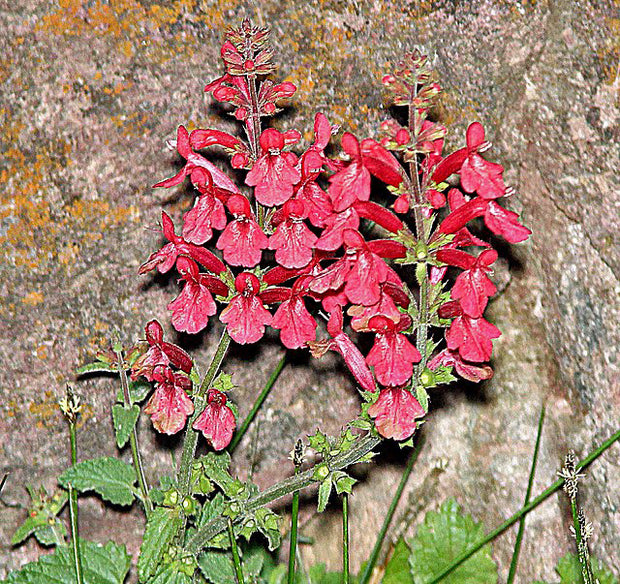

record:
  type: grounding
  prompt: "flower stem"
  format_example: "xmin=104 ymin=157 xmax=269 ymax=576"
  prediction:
xmin=187 ymin=433 xmax=381 ymax=554
xmin=117 ymin=350 xmax=153 ymax=518
xmin=358 ymin=435 xmax=424 ymax=584
xmin=287 ymin=468 xmax=300 ymax=584
xmin=342 ymin=493 xmax=350 ymax=584
xmin=68 ymin=418 xmax=83 ymax=584
xmin=506 ymin=405 xmax=545 ymax=584
xmin=230 ymin=352 xmax=287 ymax=453
xmin=228 ymin=517 xmax=245 ymax=584
xmin=178 ymin=329 xmax=231 ymax=496
xmin=426 ymin=425 xmax=620 ymax=584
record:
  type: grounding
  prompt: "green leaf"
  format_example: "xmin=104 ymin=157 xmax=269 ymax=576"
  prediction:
xmin=33 ymin=523 xmax=67 ymax=547
xmin=138 ymin=506 xmax=183 ymax=582
xmin=332 ymin=471 xmax=356 ymax=495
xmin=197 ymin=493 xmax=226 ymax=530
xmin=197 ymin=453 xmax=238 ymax=498
xmin=430 ymin=365 xmax=456 ymax=387
xmin=76 ymin=361 xmax=118 ymax=375
xmin=112 ymin=404 xmax=140 ymax=449
xmin=408 ymin=499 xmax=498 ymax=584
xmin=116 ymin=380 xmax=152 ymax=404
xmin=382 ymin=537 xmax=414 ymax=584
xmin=4 ymin=538 xmax=130 ymax=584
xmin=555 ymin=553 xmax=618 ymax=584
xmin=59 ymin=457 xmax=136 ymax=506
xmin=149 ymin=565 xmax=192 ymax=584
xmin=198 ymin=547 xmax=264 ymax=584
xmin=11 ymin=489 xmax=68 ymax=546
xmin=308 ymin=429 xmax=331 ymax=456
xmin=415 ymin=386 xmax=429 ymax=413
xmin=213 ymin=372 xmax=235 ymax=393
xmin=317 ymin=477 xmax=333 ymax=513
xmin=255 ymin=507 xmax=281 ymax=551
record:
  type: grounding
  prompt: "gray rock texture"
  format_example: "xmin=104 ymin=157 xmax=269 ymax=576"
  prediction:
xmin=1 ymin=1 xmax=618 ymax=582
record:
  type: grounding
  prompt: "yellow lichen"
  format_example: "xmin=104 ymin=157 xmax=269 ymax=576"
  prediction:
xmin=22 ymin=291 xmax=45 ymax=306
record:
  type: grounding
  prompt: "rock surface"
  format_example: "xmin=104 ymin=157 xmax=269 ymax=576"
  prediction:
xmin=1 ymin=1 xmax=618 ymax=582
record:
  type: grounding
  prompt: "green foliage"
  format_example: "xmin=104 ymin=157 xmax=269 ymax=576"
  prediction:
xmin=534 ymin=553 xmax=618 ymax=584
xmin=382 ymin=538 xmax=414 ymax=584
xmin=196 ymin=452 xmax=240 ymax=498
xmin=58 ymin=457 xmax=137 ymax=506
xmin=138 ymin=506 xmax=183 ymax=582
xmin=213 ymin=372 xmax=235 ymax=393
xmin=317 ymin=474 xmax=333 ymax=513
xmin=148 ymin=566 xmax=192 ymax=584
xmin=115 ymin=380 xmax=152 ymax=404
xmin=4 ymin=538 xmax=130 ymax=584
xmin=409 ymin=498 xmax=498 ymax=584
xmin=198 ymin=545 xmax=265 ymax=584
xmin=11 ymin=488 xmax=68 ymax=547
xmin=111 ymin=404 xmax=140 ymax=449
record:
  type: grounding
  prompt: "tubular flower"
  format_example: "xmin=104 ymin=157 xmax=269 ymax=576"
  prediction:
xmin=143 ymin=366 xmax=194 ymax=435
xmin=268 ymin=199 xmax=318 ymax=268
xmin=328 ymin=132 xmax=371 ymax=212
xmin=219 ymin=272 xmax=272 ymax=344
xmin=270 ymin=276 xmax=317 ymax=349
xmin=193 ymin=388 xmax=236 ymax=451
xmin=181 ymin=191 xmax=227 ymax=245
xmin=368 ymin=387 xmax=425 ymax=441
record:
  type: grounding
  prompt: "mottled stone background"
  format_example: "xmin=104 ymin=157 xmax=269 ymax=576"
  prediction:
xmin=0 ymin=0 xmax=618 ymax=582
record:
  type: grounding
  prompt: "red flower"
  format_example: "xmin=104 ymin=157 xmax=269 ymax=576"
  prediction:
xmin=348 ymin=281 xmax=409 ymax=332
xmin=307 ymin=306 xmax=376 ymax=393
xmin=245 ymin=128 xmax=301 ymax=206
xmin=441 ymin=301 xmax=501 ymax=362
xmin=314 ymin=207 xmax=360 ymax=251
xmin=328 ymin=133 xmax=371 ymax=212
xmin=436 ymin=248 xmax=498 ymax=318
xmin=192 ymin=388 xmax=236 ymax=451
xmin=139 ymin=211 xmax=226 ymax=275
xmin=182 ymin=192 xmax=227 ymax=245
xmin=366 ymin=315 xmax=420 ymax=386
xmin=216 ymin=194 xmax=269 ymax=267
xmin=270 ymin=277 xmax=317 ymax=349
xmin=294 ymin=150 xmax=332 ymax=228
xmin=219 ymin=273 xmax=272 ymax=344
xmin=268 ymin=200 xmax=318 ymax=268
xmin=131 ymin=320 xmax=193 ymax=381
xmin=368 ymin=387 xmax=425 ymax=441
xmin=143 ymin=366 xmax=194 ymax=435
xmin=153 ymin=125 xmax=239 ymax=193
xmin=168 ymin=257 xmax=228 ymax=334
xmin=428 ymin=348 xmax=493 ymax=383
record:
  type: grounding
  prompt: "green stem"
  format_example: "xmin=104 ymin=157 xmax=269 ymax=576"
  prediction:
xmin=358 ymin=436 xmax=424 ymax=584
xmin=507 ymin=405 xmax=545 ymax=584
xmin=228 ymin=517 xmax=245 ymax=584
xmin=230 ymin=352 xmax=287 ymax=453
xmin=117 ymin=355 xmax=153 ymax=518
xmin=187 ymin=434 xmax=381 ymax=554
xmin=68 ymin=423 xmax=83 ymax=584
xmin=342 ymin=493 xmax=350 ymax=584
xmin=178 ymin=329 xmax=231 ymax=496
xmin=426 ymin=425 xmax=620 ymax=584
xmin=287 ymin=470 xmax=300 ymax=584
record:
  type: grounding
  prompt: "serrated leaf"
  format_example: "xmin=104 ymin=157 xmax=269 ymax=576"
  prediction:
xmin=4 ymin=538 xmax=130 ymax=584
xmin=317 ymin=477 xmax=333 ymax=513
xmin=11 ymin=515 xmax=47 ymax=546
xmin=332 ymin=471 xmax=356 ymax=495
xmin=336 ymin=428 xmax=356 ymax=453
xmin=149 ymin=565 xmax=192 ymax=584
xmin=431 ymin=365 xmax=457 ymax=386
xmin=116 ymin=380 xmax=152 ymax=404
xmin=556 ymin=553 xmax=618 ymax=584
xmin=213 ymin=372 xmax=235 ymax=392
xmin=197 ymin=493 xmax=226 ymax=530
xmin=308 ymin=429 xmax=331 ymax=456
xmin=198 ymin=547 xmax=264 ymax=584
xmin=255 ymin=508 xmax=281 ymax=551
xmin=76 ymin=361 xmax=118 ymax=375
xmin=197 ymin=453 xmax=238 ymax=497
xmin=416 ymin=386 xmax=429 ymax=413
xmin=383 ymin=537 xmax=414 ymax=584
xmin=59 ymin=457 xmax=136 ymax=506
xmin=138 ymin=507 xmax=183 ymax=582
xmin=408 ymin=499 xmax=498 ymax=584
xmin=112 ymin=404 xmax=140 ymax=449
xmin=33 ymin=523 xmax=67 ymax=547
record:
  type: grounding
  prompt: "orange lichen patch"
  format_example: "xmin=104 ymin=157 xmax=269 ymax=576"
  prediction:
xmin=35 ymin=345 xmax=49 ymax=360
xmin=0 ymin=111 xmax=139 ymax=271
xmin=22 ymin=291 xmax=45 ymax=306
xmin=29 ymin=391 xmax=60 ymax=429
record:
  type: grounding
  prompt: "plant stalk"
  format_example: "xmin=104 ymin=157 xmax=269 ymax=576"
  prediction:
xmin=187 ymin=434 xmax=381 ymax=553
xmin=230 ymin=352 xmax=287 ymax=453
xmin=426 ymin=425 xmax=620 ymax=584
xmin=178 ymin=329 xmax=231 ymax=496
xmin=228 ymin=517 xmax=245 ymax=584
xmin=342 ymin=493 xmax=350 ymax=584
xmin=117 ymin=354 xmax=153 ymax=518
xmin=358 ymin=436 xmax=424 ymax=584
xmin=287 ymin=470 xmax=300 ymax=584
xmin=68 ymin=417 xmax=83 ymax=584
xmin=506 ymin=405 xmax=545 ymax=584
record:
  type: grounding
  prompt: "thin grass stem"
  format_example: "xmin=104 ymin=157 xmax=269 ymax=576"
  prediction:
xmin=287 ymin=484 xmax=300 ymax=584
xmin=342 ymin=493 xmax=350 ymax=584
xmin=228 ymin=517 xmax=245 ymax=584
xmin=507 ymin=405 xmax=545 ymax=584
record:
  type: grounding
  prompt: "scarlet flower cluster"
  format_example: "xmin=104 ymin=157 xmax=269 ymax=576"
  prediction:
xmin=136 ymin=21 xmax=530 ymax=446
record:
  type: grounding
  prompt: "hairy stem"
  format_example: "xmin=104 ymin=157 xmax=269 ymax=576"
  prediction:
xmin=506 ymin=405 xmax=545 ymax=584
xmin=187 ymin=434 xmax=381 ymax=554
xmin=230 ymin=352 xmax=287 ymax=453
xmin=342 ymin=493 xmax=350 ymax=584
xmin=228 ymin=517 xmax=245 ymax=584
xmin=287 ymin=469 xmax=300 ymax=584
xmin=116 ymin=354 xmax=153 ymax=518
xmin=178 ymin=329 xmax=231 ymax=496
xmin=358 ymin=436 xmax=424 ymax=584
xmin=426 ymin=426 xmax=620 ymax=584
xmin=68 ymin=422 xmax=83 ymax=584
